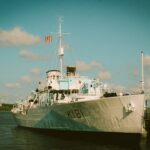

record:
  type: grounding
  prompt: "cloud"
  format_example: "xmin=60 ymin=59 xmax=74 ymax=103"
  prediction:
xmin=97 ymin=71 xmax=112 ymax=80
xmin=21 ymin=75 xmax=32 ymax=83
xmin=19 ymin=49 xmax=47 ymax=61
xmin=0 ymin=92 xmax=24 ymax=103
xmin=76 ymin=60 xmax=102 ymax=72
xmin=0 ymin=27 xmax=40 ymax=47
xmin=0 ymin=93 xmax=10 ymax=99
xmin=145 ymin=78 xmax=150 ymax=89
xmin=144 ymin=55 xmax=150 ymax=89
xmin=144 ymin=55 xmax=150 ymax=66
xmin=30 ymin=68 xmax=41 ymax=75
xmin=0 ymin=93 xmax=11 ymax=103
xmin=62 ymin=43 xmax=74 ymax=51
xmin=133 ymin=68 xmax=139 ymax=77
xmin=91 ymin=61 xmax=102 ymax=68
xmin=145 ymin=68 xmax=150 ymax=89
xmin=106 ymin=83 xmax=126 ymax=92
xmin=5 ymin=82 xmax=20 ymax=89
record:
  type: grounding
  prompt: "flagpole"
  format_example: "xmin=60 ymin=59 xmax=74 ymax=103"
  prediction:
xmin=141 ymin=51 xmax=144 ymax=93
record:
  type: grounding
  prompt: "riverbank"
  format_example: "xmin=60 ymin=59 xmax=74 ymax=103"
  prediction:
xmin=0 ymin=104 xmax=13 ymax=112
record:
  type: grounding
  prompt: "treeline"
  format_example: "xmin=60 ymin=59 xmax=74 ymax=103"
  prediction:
xmin=0 ymin=104 xmax=13 ymax=112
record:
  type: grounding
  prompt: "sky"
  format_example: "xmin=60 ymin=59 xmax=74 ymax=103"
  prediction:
xmin=0 ymin=0 xmax=150 ymax=103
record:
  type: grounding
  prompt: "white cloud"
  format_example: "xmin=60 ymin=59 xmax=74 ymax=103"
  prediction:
xmin=19 ymin=49 xmax=47 ymax=61
xmin=21 ymin=75 xmax=32 ymax=83
xmin=97 ymin=71 xmax=112 ymax=80
xmin=106 ymin=83 xmax=126 ymax=92
xmin=144 ymin=55 xmax=150 ymax=66
xmin=146 ymin=79 xmax=150 ymax=88
xmin=76 ymin=60 xmax=102 ymax=72
xmin=31 ymin=68 xmax=41 ymax=75
xmin=145 ymin=74 xmax=150 ymax=89
xmin=0 ymin=93 xmax=10 ymax=99
xmin=62 ymin=43 xmax=73 ymax=51
xmin=0 ymin=93 xmax=11 ymax=103
xmin=91 ymin=61 xmax=102 ymax=68
xmin=0 ymin=92 xmax=25 ymax=103
xmin=144 ymin=55 xmax=150 ymax=89
xmin=5 ymin=82 xmax=20 ymax=89
xmin=76 ymin=60 xmax=91 ymax=71
xmin=132 ymin=68 xmax=139 ymax=77
xmin=0 ymin=27 xmax=40 ymax=47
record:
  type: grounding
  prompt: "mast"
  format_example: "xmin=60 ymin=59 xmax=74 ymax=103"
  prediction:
xmin=57 ymin=17 xmax=69 ymax=78
xmin=58 ymin=18 xmax=64 ymax=78
xmin=141 ymin=51 xmax=144 ymax=93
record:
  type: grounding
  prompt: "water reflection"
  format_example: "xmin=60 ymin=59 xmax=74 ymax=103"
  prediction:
xmin=11 ymin=127 xmax=147 ymax=150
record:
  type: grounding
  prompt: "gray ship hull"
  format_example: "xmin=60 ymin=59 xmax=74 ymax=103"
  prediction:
xmin=13 ymin=94 xmax=145 ymax=134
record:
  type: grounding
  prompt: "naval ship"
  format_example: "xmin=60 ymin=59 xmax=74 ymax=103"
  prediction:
xmin=11 ymin=19 xmax=145 ymax=136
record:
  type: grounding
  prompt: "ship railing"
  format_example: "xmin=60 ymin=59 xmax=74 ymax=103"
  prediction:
xmin=54 ymin=93 xmax=100 ymax=104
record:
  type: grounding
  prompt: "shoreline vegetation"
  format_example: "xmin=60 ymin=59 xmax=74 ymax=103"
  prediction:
xmin=0 ymin=104 xmax=13 ymax=112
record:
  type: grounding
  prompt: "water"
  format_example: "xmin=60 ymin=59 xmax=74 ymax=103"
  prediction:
xmin=0 ymin=112 xmax=150 ymax=150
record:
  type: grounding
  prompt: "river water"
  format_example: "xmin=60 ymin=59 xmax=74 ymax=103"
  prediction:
xmin=0 ymin=112 xmax=150 ymax=150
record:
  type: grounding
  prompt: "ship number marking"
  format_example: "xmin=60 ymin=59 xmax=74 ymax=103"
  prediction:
xmin=67 ymin=109 xmax=83 ymax=118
